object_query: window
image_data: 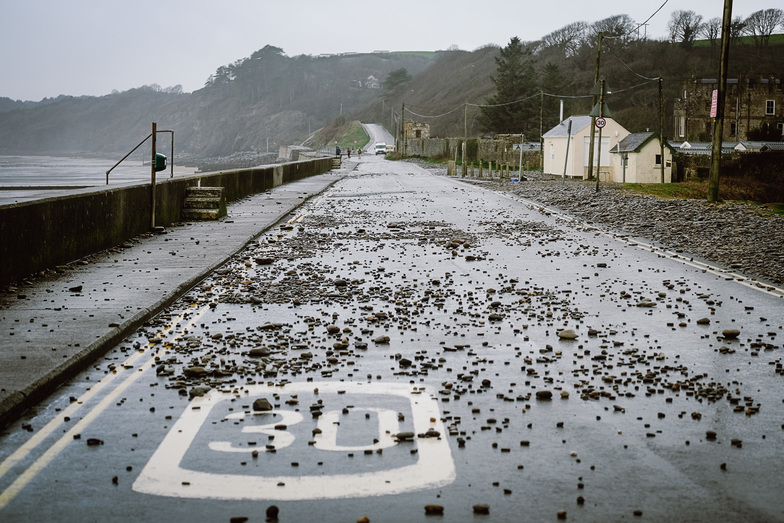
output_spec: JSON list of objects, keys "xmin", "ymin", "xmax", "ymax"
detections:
[
  {"xmin": 655, "ymin": 154, "xmax": 662, "ymax": 166},
  {"xmin": 683, "ymin": 89, "xmax": 687, "ymax": 100},
  {"xmin": 766, "ymin": 100, "xmax": 775, "ymax": 115},
  {"xmin": 678, "ymin": 117, "xmax": 686, "ymax": 137},
  {"xmin": 730, "ymin": 122, "xmax": 736, "ymax": 136},
  {"xmin": 778, "ymin": 123, "xmax": 784, "ymax": 135}
]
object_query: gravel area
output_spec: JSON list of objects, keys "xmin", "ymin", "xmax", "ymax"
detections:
[{"xmin": 407, "ymin": 159, "xmax": 784, "ymax": 286}]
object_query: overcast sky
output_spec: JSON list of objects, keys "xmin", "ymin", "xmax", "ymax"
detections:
[{"xmin": 0, "ymin": 0, "xmax": 776, "ymax": 101}]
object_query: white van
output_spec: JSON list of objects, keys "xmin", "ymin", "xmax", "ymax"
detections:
[{"xmin": 374, "ymin": 143, "xmax": 387, "ymax": 155}]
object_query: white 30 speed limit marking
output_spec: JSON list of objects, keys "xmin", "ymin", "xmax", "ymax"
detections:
[{"xmin": 132, "ymin": 382, "xmax": 455, "ymax": 500}]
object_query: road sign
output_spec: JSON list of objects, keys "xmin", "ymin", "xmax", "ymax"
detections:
[
  {"xmin": 595, "ymin": 117, "xmax": 607, "ymax": 129},
  {"xmin": 710, "ymin": 89, "xmax": 718, "ymax": 118}
]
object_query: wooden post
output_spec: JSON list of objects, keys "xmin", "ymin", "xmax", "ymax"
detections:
[
  {"xmin": 709, "ymin": 0, "xmax": 733, "ymax": 202},
  {"xmin": 587, "ymin": 32, "xmax": 603, "ymax": 180},
  {"xmin": 659, "ymin": 77, "xmax": 665, "ymax": 183},
  {"xmin": 151, "ymin": 122, "xmax": 157, "ymax": 229}
]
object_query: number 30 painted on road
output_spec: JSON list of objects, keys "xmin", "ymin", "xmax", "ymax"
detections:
[{"xmin": 133, "ymin": 382, "xmax": 455, "ymax": 501}]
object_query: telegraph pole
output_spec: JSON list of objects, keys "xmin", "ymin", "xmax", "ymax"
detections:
[
  {"xmin": 659, "ymin": 77, "xmax": 665, "ymax": 184},
  {"xmin": 401, "ymin": 103, "xmax": 406, "ymax": 158},
  {"xmin": 463, "ymin": 102, "xmax": 468, "ymax": 177},
  {"xmin": 708, "ymin": 0, "xmax": 733, "ymax": 202},
  {"xmin": 587, "ymin": 32, "xmax": 603, "ymax": 180},
  {"xmin": 595, "ymin": 79, "xmax": 605, "ymax": 192}
]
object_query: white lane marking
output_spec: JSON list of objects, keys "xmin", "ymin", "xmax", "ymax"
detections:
[
  {"xmin": 0, "ymin": 304, "xmax": 210, "ymax": 511},
  {"xmin": 132, "ymin": 382, "xmax": 455, "ymax": 501},
  {"xmin": 455, "ymin": 178, "xmax": 784, "ymax": 299}
]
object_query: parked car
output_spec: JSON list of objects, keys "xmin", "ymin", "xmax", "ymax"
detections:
[
  {"xmin": 386, "ymin": 144, "xmax": 394, "ymax": 154},
  {"xmin": 374, "ymin": 143, "xmax": 387, "ymax": 155}
]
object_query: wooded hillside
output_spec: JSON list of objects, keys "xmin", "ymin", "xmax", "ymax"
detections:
[{"xmin": 0, "ymin": 19, "xmax": 782, "ymax": 163}]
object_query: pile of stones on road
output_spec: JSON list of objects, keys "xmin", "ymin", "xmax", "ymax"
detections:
[{"xmin": 410, "ymin": 160, "xmax": 784, "ymax": 286}]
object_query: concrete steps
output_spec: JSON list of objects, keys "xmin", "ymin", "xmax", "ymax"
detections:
[{"xmin": 182, "ymin": 186, "xmax": 227, "ymax": 220}]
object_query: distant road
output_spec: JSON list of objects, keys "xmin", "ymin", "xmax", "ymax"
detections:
[{"xmin": 362, "ymin": 123, "xmax": 394, "ymax": 152}]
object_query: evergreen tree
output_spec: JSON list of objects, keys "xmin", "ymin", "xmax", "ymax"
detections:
[
  {"xmin": 478, "ymin": 37, "xmax": 538, "ymax": 135},
  {"xmin": 383, "ymin": 68, "xmax": 412, "ymax": 91},
  {"xmin": 540, "ymin": 62, "xmax": 571, "ymax": 132}
]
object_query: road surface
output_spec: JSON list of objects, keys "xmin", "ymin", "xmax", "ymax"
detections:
[{"xmin": 1, "ymin": 154, "xmax": 782, "ymax": 522}]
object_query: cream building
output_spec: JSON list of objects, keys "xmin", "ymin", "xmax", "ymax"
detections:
[{"xmin": 542, "ymin": 115, "xmax": 630, "ymax": 180}]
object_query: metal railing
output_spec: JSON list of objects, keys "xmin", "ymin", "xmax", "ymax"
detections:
[{"xmin": 106, "ymin": 128, "xmax": 174, "ymax": 185}]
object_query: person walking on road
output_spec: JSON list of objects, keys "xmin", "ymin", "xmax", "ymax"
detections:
[{"xmin": 347, "ymin": 148, "xmax": 352, "ymax": 159}]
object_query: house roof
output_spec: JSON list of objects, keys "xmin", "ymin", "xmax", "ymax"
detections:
[
  {"xmin": 609, "ymin": 132, "xmax": 675, "ymax": 154},
  {"xmin": 761, "ymin": 142, "xmax": 784, "ymax": 152},
  {"xmin": 542, "ymin": 116, "xmax": 593, "ymax": 138}
]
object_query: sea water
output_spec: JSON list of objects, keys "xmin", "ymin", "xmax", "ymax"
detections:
[{"xmin": 0, "ymin": 155, "xmax": 195, "ymax": 205}]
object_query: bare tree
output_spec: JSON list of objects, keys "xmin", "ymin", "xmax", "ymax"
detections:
[
  {"xmin": 744, "ymin": 8, "xmax": 784, "ymax": 47},
  {"xmin": 589, "ymin": 14, "xmax": 636, "ymax": 43},
  {"xmin": 539, "ymin": 21, "xmax": 588, "ymax": 57},
  {"xmin": 668, "ymin": 10, "xmax": 704, "ymax": 47},
  {"xmin": 700, "ymin": 17, "xmax": 722, "ymax": 46},
  {"xmin": 730, "ymin": 16, "xmax": 747, "ymax": 45}
]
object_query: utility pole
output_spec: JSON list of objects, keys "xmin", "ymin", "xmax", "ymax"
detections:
[
  {"xmin": 595, "ymin": 78, "xmax": 605, "ymax": 192},
  {"xmin": 462, "ymin": 102, "xmax": 467, "ymax": 177},
  {"xmin": 401, "ymin": 103, "xmax": 406, "ymax": 158},
  {"xmin": 659, "ymin": 77, "xmax": 665, "ymax": 184},
  {"xmin": 708, "ymin": 0, "xmax": 733, "ymax": 202},
  {"xmin": 539, "ymin": 90, "xmax": 544, "ymax": 162},
  {"xmin": 587, "ymin": 32, "xmax": 603, "ymax": 180}
]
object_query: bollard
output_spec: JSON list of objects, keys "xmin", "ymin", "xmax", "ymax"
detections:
[
  {"xmin": 447, "ymin": 160, "xmax": 456, "ymax": 177},
  {"xmin": 478, "ymin": 161, "xmax": 483, "ymax": 178}
]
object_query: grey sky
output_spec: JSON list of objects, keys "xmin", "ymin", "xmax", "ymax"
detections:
[{"xmin": 0, "ymin": 0, "xmax": 776, "ymax": 101}]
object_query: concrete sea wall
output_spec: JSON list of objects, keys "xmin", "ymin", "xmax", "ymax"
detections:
[{"xmin": 0, "ymin": 157, "xmax": 333, "ymax": 285}]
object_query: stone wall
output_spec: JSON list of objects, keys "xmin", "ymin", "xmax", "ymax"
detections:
[
  {"xmin": 0, "ymin": 157, "xmax": 333, "ymax": 285},
  {"xmin": 404, "ymin": 137, "xmax": 542, "ymax": 168}
]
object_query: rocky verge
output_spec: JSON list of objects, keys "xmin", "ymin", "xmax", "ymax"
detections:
[{"xmin": 409, "ymin": 160, "xmax": 784, "ymax": 286}]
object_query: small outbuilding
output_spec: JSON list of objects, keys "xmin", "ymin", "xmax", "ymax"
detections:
[
  {"xmin": 542, "ymin": 116, "xmax": 630, "ymax": 179},
  {"xmin": 609, "ymin": 132, "xmax": 674, "ymax": 183}
]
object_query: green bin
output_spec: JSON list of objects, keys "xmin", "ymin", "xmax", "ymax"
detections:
[{"xmin": 154, "ymin": 153, "xmax": 167, "ymax": 172}]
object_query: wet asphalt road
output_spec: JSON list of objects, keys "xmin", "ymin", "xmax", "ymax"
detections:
[{"xmin": 1, "ymin": 155, "xmax": 783, "ymax": 522}]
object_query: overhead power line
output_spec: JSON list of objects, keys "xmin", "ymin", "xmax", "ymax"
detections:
[{"xmin": 605, "ymin": 0, "xmax": 670, "ymax": 41}]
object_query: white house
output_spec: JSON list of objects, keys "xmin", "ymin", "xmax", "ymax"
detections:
[
  {"xmin": 542, "ymin": 115, "xmax": 630, "ymax": 179},
  {"xmin": 609, "ymin": 132, "xmax": 674, "ymax": 183}
]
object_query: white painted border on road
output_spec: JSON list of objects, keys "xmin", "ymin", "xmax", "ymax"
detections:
[{"xmin": 132, "ymin": 381, "xmax": 455, "ymax": 501}]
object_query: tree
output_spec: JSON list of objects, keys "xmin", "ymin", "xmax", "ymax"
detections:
[
  {"xmin": 589, "ymin": 15, "xmax": 636, "ymax": 45},
  {"xmin": 477, "ymin": 37, "xmax": 539, "ymax": 135},
  {"xmin": 730, "ymin": 17, "xmax": 747, "ymax": 45},
  {"xmin": 383, "ymin": 68, "xmax": 412, "ymax": 91},
  {"xmin": 539, "ymin": 22, "xmax": 588, "ymax": 57},
  {"xmin": 700, "ymin": 17, "xmax": 722, "ymax": 47},
  {"xmin": 540, "ymin": 62, "xmax": 571, "ymax": 131},
  {"xmin": 668, "ymin": 10, "xmax": 704, "ymax": 48},
  {"xmin": 744, "ymin": 9, "xmax": 784, "ymax": 48}
]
